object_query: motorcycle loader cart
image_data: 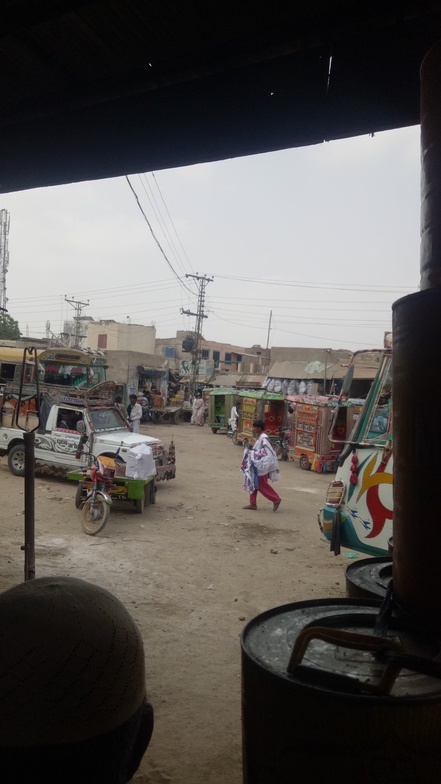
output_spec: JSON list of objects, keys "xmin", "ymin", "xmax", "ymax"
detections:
[{"xmin": 67, "ymin": 470, "xmax": 156, "ymax": 532}]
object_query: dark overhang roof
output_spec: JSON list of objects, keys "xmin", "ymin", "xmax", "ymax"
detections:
[{"xmin": 1, "ymin": 0, "xmax": 441, "ymax": 193}]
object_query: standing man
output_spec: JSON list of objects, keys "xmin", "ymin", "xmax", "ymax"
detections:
[
  {"xmin": 129, "ymin": 394, "xmax": 142, "ymax": 433},
  {"xmin": 242, "ymin": 419, "xmax": 281, "ymax": 511},
  {"xmin": 191, "ymin": 391, "xmax": 205, "ymax": 426}
]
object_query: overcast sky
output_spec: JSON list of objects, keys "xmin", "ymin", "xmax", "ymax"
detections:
[{"xmin": 2, "ymin": 124, "xmax": 420, "ymax": 352}]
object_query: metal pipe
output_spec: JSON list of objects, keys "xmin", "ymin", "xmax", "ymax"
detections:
[
  {"xmin": 23, "ymin": 430, "xmax": 35, "ymax": 581},
  {"xmin": 392, "ymin": 40, "xmax": 441, "ymax": 634},
  {"xmin": 420, "ymin": 40, "xmax": 441, "ymax": 288}
]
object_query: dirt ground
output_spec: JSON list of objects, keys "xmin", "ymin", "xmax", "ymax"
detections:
[{"xmin": 0, "ymin": 422, "xmax": 352, "ymax": 783}]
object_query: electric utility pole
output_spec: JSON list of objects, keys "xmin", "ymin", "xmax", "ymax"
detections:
[
  {"xmin": 65, "ymin": 296, "xmax": 89, "ymax": 348},
  {"xmin": 181, "ymin": 273, "xmax": 213, "ymax": 400}
]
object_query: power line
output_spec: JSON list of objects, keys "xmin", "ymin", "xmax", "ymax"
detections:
[
  {"xmin": 125, "ymin": 175, "xmax": 196, "ymax": 298},
  {"xmin": 138, "ymin": 174, "xmax": 189, "ymax": 280},
  {"xmin": 214, "ymin": 273, "xmax": 416, "ymax": 293},
  {"xmin": 151, "ymin": 172, "xmax": 195, "ymax": 274}
]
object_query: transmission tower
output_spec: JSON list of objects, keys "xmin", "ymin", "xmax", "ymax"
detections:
[
  {"xmin": 0, "ymin": 209, "xmax": 10, "ymax": 312},
  {"xmin": 65, "ymin": 296, "xmax": 89, "ymax": 348},
  {"xmin": 181, "ymin": 274, "xmax": 213, "ymax": 400}
]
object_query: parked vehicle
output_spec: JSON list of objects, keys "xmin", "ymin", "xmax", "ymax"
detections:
[
  {"xmin": 0, "ymin": 381, "xmax": 176, "ymax": 481},
  {"xmin": 206, "ymin": 387, "xmax": 240, "ymax": 434},
  {"xmin": 76, "ymin": 453, "xmax": 115, "ymax": 535},
  {"xmin": 288, "ymin": 395, "xmax": 363, "ymax": 472},
  {"xmin": 318, "ymin": 349, "xmax": 392, "ymax": 556},
  {"xmin": 0, "ymin": 347, "xmax": 41, "ymax": 387},
  {"xmin": 69, "ymin": 452, "xmax": 157, "ymax": 535},
  {"xmin": 232, "ymin": 390, "xmax": 287, "ymax": 448},
  {"xmin": 37, "ymin": 347, "xmax": 107, "ymax": 389}
]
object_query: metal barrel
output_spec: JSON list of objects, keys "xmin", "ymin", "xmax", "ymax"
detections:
[
  {"xmin": 242, "ymin": 599, "xmax": 441, "ymax": 784},
  {"xmin": 345, "ymin": 557, "xmax": 392, "ymax": 600}
]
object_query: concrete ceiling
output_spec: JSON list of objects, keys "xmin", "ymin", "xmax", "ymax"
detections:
[{"xmin": 1, "ymin": 0, "xmax": 441, "ymax": 193}]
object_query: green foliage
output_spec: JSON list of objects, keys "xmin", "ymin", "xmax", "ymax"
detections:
[{"xmin": 0, "ymin": 312, "xmax": 21, "ymax": 339}]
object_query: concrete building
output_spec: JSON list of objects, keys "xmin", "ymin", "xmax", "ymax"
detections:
[
  {"xmin": 104, "ymin": 349, "xmax": 165, "ymax": 400},
  {"xmin": 87, "ymin": 320, "xmax": 155, "ymax": 354},
  {"xmin": 155, "ymin": 331, "xmax": 269, "ymax": 375}
]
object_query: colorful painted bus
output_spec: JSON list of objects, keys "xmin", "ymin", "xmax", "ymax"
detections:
[{"xmin": 318, "ymin": 349, "xmax": 392, "ymax": 556}]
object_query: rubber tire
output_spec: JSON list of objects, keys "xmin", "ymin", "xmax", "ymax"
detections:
[
  {"xmin": 243, "ymin": 438, "xmax": 250, "ymax": 450},
  {"xmin": 134, "ymin": 496, "xmax": 144, "ymax": 514},
  {"xmin": 81, "ymin": 497, "xmax": 110, "ymax": 535},
  {"xmin": 173, "ymin": 411, "xmax": 181, "ymax": 424},
  {"xmin": 8, "ymin": 443, "xmax": 26, "ymax": 477},
  {"xmin": 212, "ymin": 428, "xmax": 219, "ymax": 434},
  {"xmin": 75, "ymin": 483, "xmax": 84, "ymax": 509},
  {"xmin": 281, "ymin": 450, "xmax": 289, "ymax": 462},
  {"xmin": 299, "ymin": 454, "xmax": 311, "ymax": 471}
]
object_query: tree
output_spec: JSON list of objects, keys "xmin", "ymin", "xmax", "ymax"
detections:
[{"xmin": 0, "ymin": 312, "xmax": 21, "ymax": 339}]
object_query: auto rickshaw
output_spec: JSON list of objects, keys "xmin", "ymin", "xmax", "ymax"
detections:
[
  {"xmin": 287, "ymin": 394, "xmax": 363, "ymax": 472},
  {"xmin": 206, "ymin": 387, "xmax": 240, "ymax": 434},
  {"xmin": 232, "ymin": 390, "xmax": 287, "ymax": 447}
]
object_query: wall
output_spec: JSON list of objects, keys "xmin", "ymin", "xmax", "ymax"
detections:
[
  {"xmin": 270, "ymin": 346, "xmax": 352, "ymax": 365},
  {"xmin": 104, "ymin": 350, "xmax": 164, "ymax": 394},
  {"xmin": 87, "ymin": 321, "xmax": 156, "ymax": 353}
]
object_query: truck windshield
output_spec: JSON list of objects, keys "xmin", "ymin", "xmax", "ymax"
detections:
[{"xmin": 89, "ymin": 408, "xmax": 126, "ymax": 431}]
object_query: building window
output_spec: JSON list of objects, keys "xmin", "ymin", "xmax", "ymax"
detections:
[
  {"xmin": 225, "ymin": 352, "xmax": 232, "ymax": 364},
  {"xmin": 201, "ymin": 349, "xmax": 210, "ymax": 359},
  {"xmin": 213, "ymin": 350, "xmax": 220, "ymax": 368},
  {"xmin": 236, "ymin": 354, "xmax": 242, "ymax": 362},
  {"xmin": 97, "ymin": 333, "xmax": 107, "ymax": 349}
]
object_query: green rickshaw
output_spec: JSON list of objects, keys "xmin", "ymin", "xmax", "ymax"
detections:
[{"xmin": 206, "ymin": 387, "xmax": 240, "ymax": 434}]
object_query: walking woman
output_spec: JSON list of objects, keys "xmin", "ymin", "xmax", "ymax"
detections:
[{"xmin": 241, "ymin": 420, "xmax": 281, "ymax": 511}]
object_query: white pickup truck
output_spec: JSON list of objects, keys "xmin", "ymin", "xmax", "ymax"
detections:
[{"xmin": 0, "ymin": 386, "xmax": 176, "ymax": 480}]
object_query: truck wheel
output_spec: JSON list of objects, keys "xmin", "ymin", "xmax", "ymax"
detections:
[
  {"xmin": 81, "ymin": 497, "xmax": 110, "ymax": 535},
  {"xmin": 134, "ymin": 497, "xmax": 144, "ymax": 514},
  {"xmin": 74, "ymin": 483, "xmax": 84, "ymax": 509},
  {"xmin": 8, "ymin": 444, "xmax": 26, "ymax": 477},
  {"xmin": 299, "ymin": 454, "xmax": 311, "ymax": 471}
]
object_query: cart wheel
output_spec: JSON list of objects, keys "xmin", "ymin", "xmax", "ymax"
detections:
[
  {"xmin": 75, "ymin": 483, "xmax": 84, "ymax": 509},
  {"xmin": 134, "ymin": 497, "xmax": 145, "ymax": 514},
  {"xmin": 243, "ymin": 438, "xmax": 250, "ymax": 450},
  {"xmin": 212, "ymin": 427, "xmax": 219, "ymax": 434},
  {"xmin": 173, "ymin": 411, "xmax": 181, "ymax": 424},
  {"xmin": 299, "ymin": 454, "xmax": 311, "ymax": 471},
  {"xmin": 150, "ymin": 482, "xmax": 156, "ymax": 504},
  {"xmin": 81, "ymin": 498, "xmax": 110, "ymax": 535}
]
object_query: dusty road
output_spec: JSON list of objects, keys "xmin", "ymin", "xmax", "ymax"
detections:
[{"xmin": 0, "ymin": 423, "xmax": 351, "ymax": 783}]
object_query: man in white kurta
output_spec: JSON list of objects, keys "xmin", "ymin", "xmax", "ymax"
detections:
[{"xmin": 129, "ymin": 394, "xmax": 142, "ymax": 433}]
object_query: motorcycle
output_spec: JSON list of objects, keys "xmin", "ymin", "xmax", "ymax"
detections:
[{"xmin": 75, "ymin": 452, "xmax": 116, "ymax": 535}]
